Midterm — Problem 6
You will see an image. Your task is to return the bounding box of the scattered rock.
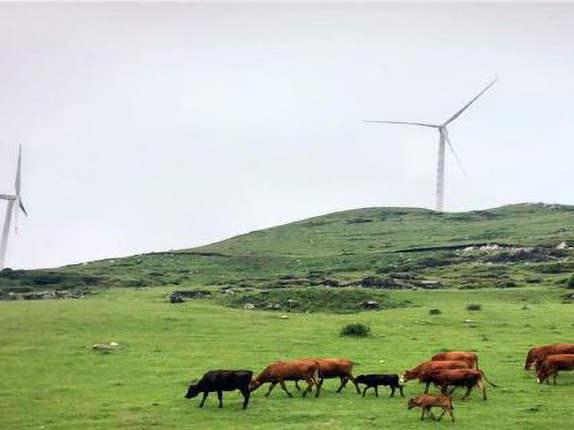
[265,303,281,310]
[243,303,256,310]
[169,293,184,303]
[285,299,300,308]
[280,315,290,319]
[360,300,380,310]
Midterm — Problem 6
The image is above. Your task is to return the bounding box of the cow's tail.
[475,355,480,371]
[479,370,497,387]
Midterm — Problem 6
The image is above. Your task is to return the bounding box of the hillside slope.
[2,203,574,293]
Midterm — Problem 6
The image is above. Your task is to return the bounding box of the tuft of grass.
[466,303,483,311]
[429,308,442,315]
[340,323,371,337]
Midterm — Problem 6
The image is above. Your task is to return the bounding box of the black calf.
[355,374,405,397]
[185,370,253,409]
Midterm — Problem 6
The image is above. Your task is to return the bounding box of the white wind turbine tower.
[364,79,497,212]
[0,145,28,270]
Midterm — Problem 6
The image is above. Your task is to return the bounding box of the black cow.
[184,370,253,409]
[355,374,405,397]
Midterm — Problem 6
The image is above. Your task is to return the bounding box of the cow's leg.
[315,377,323,398]
[294,380,301,391]
[264,382,278,397]
[375,386,379,397]
[390,386,395,397]
[348,375,361,394]
[553,371,558,386]
[217,390,223,408]
[449,408,455,422]
[478,380,487,400]
[462,385,473,400]
[362,386,368,397]
[336,376,348,393]
[438,409,446,421]
[302,377,315,398]
[199,391,209,408]
[279,380,293,398]
[240,388,250,409]
[424,381,431,394]
[420,408,426,421]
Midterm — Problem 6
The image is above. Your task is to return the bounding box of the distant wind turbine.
[0,144,28,270]
[364,79,497,211]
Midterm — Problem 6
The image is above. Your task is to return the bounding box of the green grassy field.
[2,286,574,430]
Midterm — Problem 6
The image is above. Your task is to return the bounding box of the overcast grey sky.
[0,2,573,269]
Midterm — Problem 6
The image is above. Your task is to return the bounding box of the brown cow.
[537,354,574,385]
[408,394,455,422]
[432,351,479,369]
[250,360,321,397]
[294,358,360,395]
[524,344,574,370]
[424,368,496,400]
[402,360,472,393]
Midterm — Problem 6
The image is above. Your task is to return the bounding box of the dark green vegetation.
[2,286,574,430]
[340,322,371,337]
[2,203,573,305]
[218,288,410,313]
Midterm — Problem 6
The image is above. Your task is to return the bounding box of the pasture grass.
[1,286,574,430]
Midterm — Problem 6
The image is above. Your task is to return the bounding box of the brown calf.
[250,360,321,397]
[402,360,472,393]
[537,354,574,385]
[432,351,479,369]
[408,394,455,422]
[524,344,574,370]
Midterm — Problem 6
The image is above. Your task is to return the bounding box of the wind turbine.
[0,144,28,270]
[364,79,497,212]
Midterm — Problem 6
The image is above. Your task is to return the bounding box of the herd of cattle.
[184,343,574,422]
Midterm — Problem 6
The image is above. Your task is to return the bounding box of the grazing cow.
[250,360,321,398]
[355,374,404,397]
[537,354,574,385]
[432,351,479,369]
[424,368,496,401]
[408,394,454,422]
[402,360,472,393]
[294,358,360,394]
[184,370,253,409]
[524,344,574,370]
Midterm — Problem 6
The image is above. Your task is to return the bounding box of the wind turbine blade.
[444,78,497,126]
[444,133,468,177]
[19,200,28,217]
[363,120,439,129]
[15,144,22,196]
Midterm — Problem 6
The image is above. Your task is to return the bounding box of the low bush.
[340,323,371,337]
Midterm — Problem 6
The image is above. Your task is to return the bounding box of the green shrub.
[466,303,482,311]
[340,323,371,337]
[567,275,574,289]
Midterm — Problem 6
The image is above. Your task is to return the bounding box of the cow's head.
[536,365,548,385]
[249,379,262,392]
[401,371,415,384]
[524,349,537,370]
[354,375,366,385]
[407,398,419,409]
[184,383,200,399]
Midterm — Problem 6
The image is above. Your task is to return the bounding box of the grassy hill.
[2,203,574,296]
